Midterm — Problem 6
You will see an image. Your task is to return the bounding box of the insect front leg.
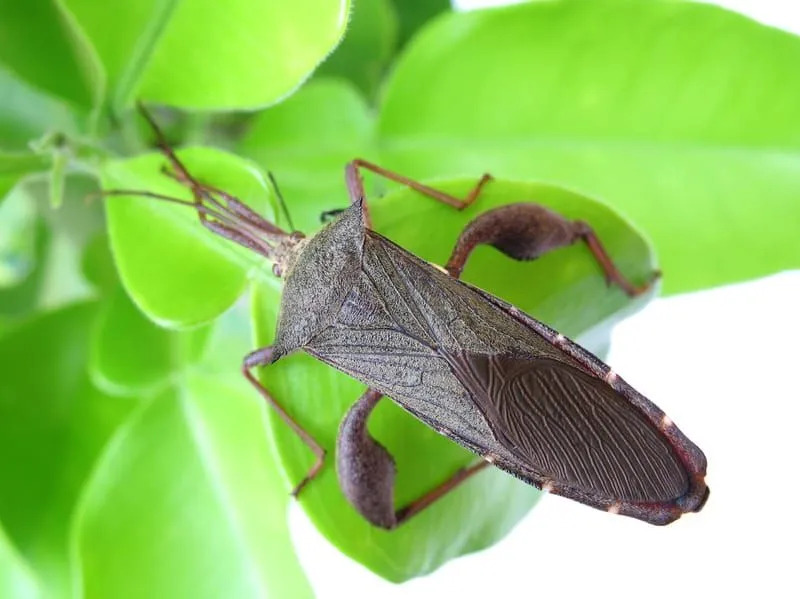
[337,388,489,529]
[445,203,658,297]
[344,159,493,226]
[242,346,326,497]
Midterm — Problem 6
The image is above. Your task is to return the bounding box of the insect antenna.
[93,187,279,258]
[94,103,306,271]
[267,171,296,232]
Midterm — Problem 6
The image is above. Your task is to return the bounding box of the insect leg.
[445,203,658,297]
[337,388,490,529]
[344,159,492,226]
[393,461,490,527]
[243,346,326,497]
[573,220,658,297]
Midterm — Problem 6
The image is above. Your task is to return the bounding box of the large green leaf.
[252,179,656,581]
[0,303,132,598]
[0,0,103,109]
[238,79,375,233]
[102,147,276,328]
[74,316,313,599]
[377,0,800,294]
[64,0,351,110]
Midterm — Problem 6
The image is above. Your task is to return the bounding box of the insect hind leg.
[445,203,658,297]
[337,388,490,529]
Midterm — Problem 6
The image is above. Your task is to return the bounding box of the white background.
[294,1,800,597]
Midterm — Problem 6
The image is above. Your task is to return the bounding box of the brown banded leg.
[445,203,658,297]
[243,346,326,497]
[337,388,490,529]
[344,159,492,226]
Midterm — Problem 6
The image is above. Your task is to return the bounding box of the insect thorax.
[271,203,366,359]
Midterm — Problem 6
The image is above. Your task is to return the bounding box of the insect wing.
[446,352,690,501]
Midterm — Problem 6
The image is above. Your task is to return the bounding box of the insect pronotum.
[107,106,708,528]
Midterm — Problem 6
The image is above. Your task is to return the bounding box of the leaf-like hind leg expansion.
[337,388,490,529]
[243,346,326,497]
[445,203,658,297]
[344,159,493,226]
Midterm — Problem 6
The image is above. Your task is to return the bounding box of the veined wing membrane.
[445,352,689,503]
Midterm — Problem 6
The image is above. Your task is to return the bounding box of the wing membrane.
[447,352,689,503]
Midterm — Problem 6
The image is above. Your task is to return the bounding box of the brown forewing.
[304,230,708,524]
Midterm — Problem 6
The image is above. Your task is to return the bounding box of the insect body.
[116,107,708,529]
[272,202,707,526]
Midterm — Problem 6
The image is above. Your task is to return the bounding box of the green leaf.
[64,0,351,110]
[0,0,103,109]
[316,0,399,98]
[238,79,375,233]
[89,285,211,396]
[74,372,313,598]
[377,0,800,294]
[0,303,132,597]
[80,233,117,295]
[102,147,275,328]
[252,179,655,581]
[85,229,214,394]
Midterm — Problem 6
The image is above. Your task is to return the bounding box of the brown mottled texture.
[336,389,398,529]
[445,203,657,295]
[446,203,581,277]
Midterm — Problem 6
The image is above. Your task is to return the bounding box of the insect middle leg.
[345,159,492,226]
[337,388,489,530]
[242,346,326,497]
